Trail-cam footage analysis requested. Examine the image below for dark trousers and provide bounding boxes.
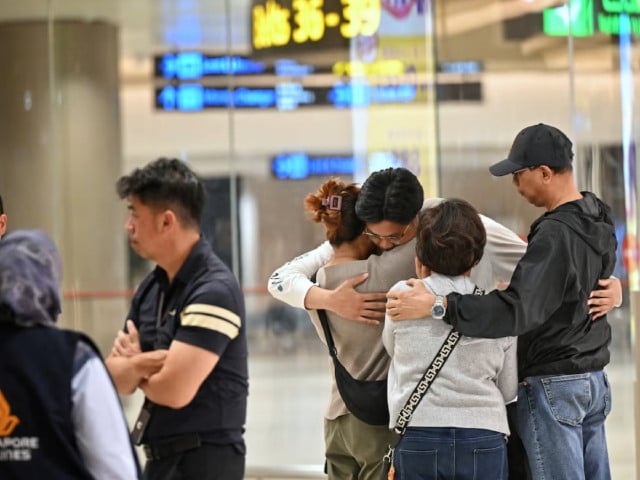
[394,427,508,479]
[143,443,244,480]
[507,401,531,480]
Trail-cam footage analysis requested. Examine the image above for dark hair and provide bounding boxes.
[415,198,486,276]
[0,194,3,215]
[304,178,365,246]
[116,158,204,228]
[355,168,424,224]
[550,165,573,174]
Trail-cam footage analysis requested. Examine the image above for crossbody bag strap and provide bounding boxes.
[391,282,484,437]
[472,285,485,295]
[382,327,461,474]
[317,309,338,359]
[391,328,461,436]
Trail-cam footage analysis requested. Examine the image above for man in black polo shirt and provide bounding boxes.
[105,158,248,480]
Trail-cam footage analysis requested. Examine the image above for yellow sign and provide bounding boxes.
[364,34,438,196]
[332,59,404,76]
[252,0,382,50]
[252,0,292,49]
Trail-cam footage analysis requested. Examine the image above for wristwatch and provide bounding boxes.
[431,295,446,320]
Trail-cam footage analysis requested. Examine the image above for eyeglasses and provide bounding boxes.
[363,219,415,245]
[512,166,537,178]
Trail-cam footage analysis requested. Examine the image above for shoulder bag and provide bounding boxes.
[317,309,389,426]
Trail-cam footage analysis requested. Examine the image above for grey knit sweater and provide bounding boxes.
[382,273,517,435]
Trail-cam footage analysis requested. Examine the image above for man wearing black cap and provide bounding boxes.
[0,194,8,239]
[388,123,617,479]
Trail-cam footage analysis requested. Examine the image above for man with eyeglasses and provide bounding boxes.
[387,123,619,479]
[363,218,415,246]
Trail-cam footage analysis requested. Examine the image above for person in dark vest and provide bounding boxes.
[0,230,141,479]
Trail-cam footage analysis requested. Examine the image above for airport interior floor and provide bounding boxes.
[123,310,636,479]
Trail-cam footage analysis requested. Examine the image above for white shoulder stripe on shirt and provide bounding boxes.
[181,304,241,338]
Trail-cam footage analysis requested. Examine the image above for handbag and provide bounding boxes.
[317,309,389,426]
[380,328,462,480]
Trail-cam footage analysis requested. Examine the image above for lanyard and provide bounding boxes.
[153,290,166,350]
[156,291,165,328]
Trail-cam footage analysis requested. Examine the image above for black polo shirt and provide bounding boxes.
[127,237,248,450]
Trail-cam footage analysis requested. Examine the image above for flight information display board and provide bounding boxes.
[250,0,381,55]
[154,53,268,79]
[154,82,426,111]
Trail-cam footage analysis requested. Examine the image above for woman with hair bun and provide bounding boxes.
[302,178,415,480]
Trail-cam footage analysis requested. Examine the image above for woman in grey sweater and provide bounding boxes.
[382,199,517,480]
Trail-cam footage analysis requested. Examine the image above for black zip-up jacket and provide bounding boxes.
[445,192,617,379]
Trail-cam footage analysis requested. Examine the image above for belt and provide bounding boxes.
[143,433,202,461]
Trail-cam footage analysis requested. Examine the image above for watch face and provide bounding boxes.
[432,305,446,318]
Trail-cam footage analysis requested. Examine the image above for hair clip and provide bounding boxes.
[321,195,342,211]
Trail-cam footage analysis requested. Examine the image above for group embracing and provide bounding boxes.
[268,123,621,480]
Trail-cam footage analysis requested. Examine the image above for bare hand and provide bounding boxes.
[588,277,622,320]
[111,320,142,357]
[328,273,387,325]
[132,350,168,378]
[386,278,433,321]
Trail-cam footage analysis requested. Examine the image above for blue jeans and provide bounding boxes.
[516,370,612,480]
[393,427,507,480]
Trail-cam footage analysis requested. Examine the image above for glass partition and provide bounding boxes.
[0,0,637,475]
[435,1,638,477]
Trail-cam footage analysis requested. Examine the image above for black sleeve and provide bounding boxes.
[445,224,569,338]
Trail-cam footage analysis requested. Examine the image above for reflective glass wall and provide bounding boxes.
[435,1,639,477]
[0,0,637,477]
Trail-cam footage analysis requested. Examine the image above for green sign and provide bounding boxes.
[543,0,640,36]
[543,0,594,36]
[602,0,640,14]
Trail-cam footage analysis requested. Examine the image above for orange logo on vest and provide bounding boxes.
[0,390,20,437]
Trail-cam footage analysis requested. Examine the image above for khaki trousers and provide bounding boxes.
[324,414,393,480]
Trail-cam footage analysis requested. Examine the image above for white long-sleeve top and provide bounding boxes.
[267,207,527,308]
[72,341,140,480]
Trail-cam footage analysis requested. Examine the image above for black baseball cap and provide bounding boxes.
[489,123,574,176]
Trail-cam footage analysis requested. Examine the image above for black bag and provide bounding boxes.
[318,310,389,426]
